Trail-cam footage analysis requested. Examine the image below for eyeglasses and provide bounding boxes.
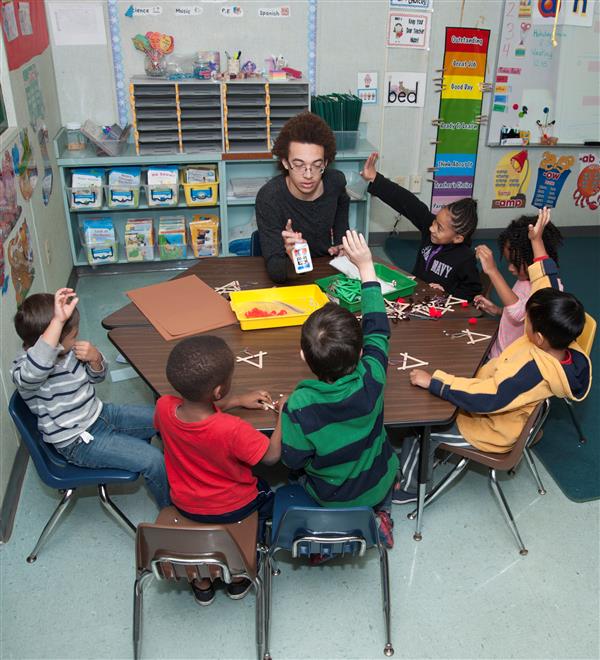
[288,161,326,176]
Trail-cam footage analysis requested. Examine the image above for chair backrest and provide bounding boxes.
[250,230,262,257]
[577,312,596,356]
[440,399,549,471]
[136,508,258,582]
[8,391,71,476]
[271,506,379,558]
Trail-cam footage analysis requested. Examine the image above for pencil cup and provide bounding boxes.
[227,59,240,75]
[345,171,369,200]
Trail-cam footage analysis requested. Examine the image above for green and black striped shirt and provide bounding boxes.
[281,282,399,507]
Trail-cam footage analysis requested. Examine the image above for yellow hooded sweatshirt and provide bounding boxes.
[428,258,592,453]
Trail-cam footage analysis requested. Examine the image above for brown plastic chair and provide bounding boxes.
[408,400,550,555]
[133,507,266,660]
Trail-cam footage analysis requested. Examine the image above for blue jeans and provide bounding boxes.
[56,403,170,508]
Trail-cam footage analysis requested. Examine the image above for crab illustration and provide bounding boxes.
[573,164,600,211]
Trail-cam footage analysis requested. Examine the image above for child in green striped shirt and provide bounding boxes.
[281,230,399,548]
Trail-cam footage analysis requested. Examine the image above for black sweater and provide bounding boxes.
[368,173,482,300]
[255,170,350,283]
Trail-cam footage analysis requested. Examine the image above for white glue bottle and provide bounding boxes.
[291,241,313,274]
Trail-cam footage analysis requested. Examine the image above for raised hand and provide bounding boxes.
[528,206,551,243]
[360,152,379,183]
[342,229,376,283]
[475,245,498,275]
[53,288,79,324]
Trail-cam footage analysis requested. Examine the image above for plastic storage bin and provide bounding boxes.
[125,218,155,262]
[106,185,140,208]
[189,214,219,257]
[146,183,179,207]
[316,264,417,312]
[81,218,118,265]
[69,186,103,210]
[182,165,219,206]
[157,215,186,260]
[229,284,329,331]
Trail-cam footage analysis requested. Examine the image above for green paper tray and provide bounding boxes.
[316,263,417,312]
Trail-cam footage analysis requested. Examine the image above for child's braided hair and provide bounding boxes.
[498,215,563,271]
[445,198,478,245]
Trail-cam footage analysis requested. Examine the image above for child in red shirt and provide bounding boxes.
[154,335,284,606]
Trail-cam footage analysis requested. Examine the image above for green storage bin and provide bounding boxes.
[316,263,417,312]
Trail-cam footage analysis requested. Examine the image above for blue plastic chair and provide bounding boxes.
[250,230,262,257]
[9,391,139,563]
[263,485,394,659]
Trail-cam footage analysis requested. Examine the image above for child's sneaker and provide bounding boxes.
[226,578,253,600]
[392,482,418,505]
[376,511,394,549]
[191,580,215,607]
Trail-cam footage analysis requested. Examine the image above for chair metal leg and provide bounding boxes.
[407,458,470,520]
[489,469,528,556]
[98,484,136,535]
[263,554,274,660]
[133,572,153,660]
[378,546,394,657]
[27,488,75,563]
[564,399,587,444]
[251,574,264,660]
[523,448,547,495]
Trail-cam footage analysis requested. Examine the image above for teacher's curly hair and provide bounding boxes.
[272,112,337,173]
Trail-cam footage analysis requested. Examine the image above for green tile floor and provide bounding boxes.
[1,248,598,659]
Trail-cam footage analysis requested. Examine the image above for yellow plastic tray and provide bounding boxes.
[229,284,329,330]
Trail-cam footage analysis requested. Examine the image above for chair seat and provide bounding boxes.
[155,506,258,573]
[37,450,139,489]
[271,484,319,538]
[438,442,518,471]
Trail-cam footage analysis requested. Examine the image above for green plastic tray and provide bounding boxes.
[316,263,417,312]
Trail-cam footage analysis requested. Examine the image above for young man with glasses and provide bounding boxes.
[256,112,350,283]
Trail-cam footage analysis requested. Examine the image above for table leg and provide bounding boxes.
[413,425,431,542]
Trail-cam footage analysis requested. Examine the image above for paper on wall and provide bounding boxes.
[47,1,106,46]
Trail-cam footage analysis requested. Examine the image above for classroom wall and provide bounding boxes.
[48,1,599,236]
[0,33,70,514]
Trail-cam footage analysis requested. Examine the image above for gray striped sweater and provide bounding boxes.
[11,337,106,447]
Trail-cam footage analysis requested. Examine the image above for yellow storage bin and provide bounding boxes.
[182,165,219,207]
[229,284,329,331]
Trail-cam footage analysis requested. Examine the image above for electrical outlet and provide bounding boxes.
[394,175,407,188]
[409,175,422,193]
[44,240,51,265]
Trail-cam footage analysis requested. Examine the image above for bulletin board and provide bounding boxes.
[487,0,600,146]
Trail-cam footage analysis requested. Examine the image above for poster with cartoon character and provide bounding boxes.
[531,151,575,209]
[492,150,531,208]
[573,152,600,211]
[1,149,23,293]
[11,129,38,200]
[8,219,35,306]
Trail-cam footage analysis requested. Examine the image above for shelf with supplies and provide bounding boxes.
[54,128,375,267]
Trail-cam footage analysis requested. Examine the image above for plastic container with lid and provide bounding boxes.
[65,122,86,151]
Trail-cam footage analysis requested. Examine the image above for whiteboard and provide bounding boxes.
[487,0,600,146]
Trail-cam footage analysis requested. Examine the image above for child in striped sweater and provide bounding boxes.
[11,288,170,508]
[280,230,399,548]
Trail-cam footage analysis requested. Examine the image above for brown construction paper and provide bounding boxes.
[127,275,237,341]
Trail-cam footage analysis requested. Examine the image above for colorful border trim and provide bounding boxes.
[108,0,129,126]
[308,0,317,96]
